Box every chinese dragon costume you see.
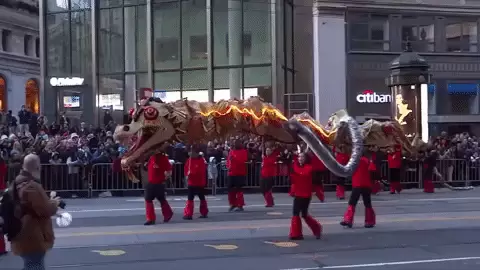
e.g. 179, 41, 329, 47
114, 96, 417, 183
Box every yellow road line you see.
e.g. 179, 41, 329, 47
56, 215, 480, 238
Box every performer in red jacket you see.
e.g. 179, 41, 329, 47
183, 146, 209, 219
227, 140, 249, 211
340, 152, 376, 228
144, 150, 174, 225
289, 153, 322, 240
309, 150, 327, 202
333, 145, 349, 200
422, 150, 439, 193
369, 150, 382, 195
261, 147, 278, 207
387, 145, 403, 194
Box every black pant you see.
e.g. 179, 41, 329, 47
348, 187, 372, 208
187, 186, 206, 201
260, 177, 274, 193
228, 175, 246, 190
293, 197, 311, 217
145, 183, 167, 202
389, 168, 401, 183
337, 177, 346, 186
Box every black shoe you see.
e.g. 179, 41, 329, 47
364, 224, 375, 228
389, 191, 395, 194
144, 220, 155, 226
340, 221, 353, 228
289, 236, 304, 240
199, 215, 208, 218
183, 216, 193, 220
229, 206, 236, 212
0, 251, 7, 256
234, 207, 244, 212
337, 197, 345, 200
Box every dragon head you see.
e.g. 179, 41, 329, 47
113, 98, 177, 181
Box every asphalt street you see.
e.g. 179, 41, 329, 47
1, 189, 480, 270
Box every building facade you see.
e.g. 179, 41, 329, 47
314, 0, 480, 135
40, 0, 305, 125
0, 1, 41, 115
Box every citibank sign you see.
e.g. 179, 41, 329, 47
50, 77, 85, 87
356, 90, 391, 104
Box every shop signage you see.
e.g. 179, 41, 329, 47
50, 77, 85, 87
356, 90, 391, 104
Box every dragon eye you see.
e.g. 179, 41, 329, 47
144, 106, 159, 120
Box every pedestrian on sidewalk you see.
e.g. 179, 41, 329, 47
289, 153, 322, 240
183, 145, 209, 220
144, 146, 174, 225
340, 150, 376, 229
10, 154, 62, 269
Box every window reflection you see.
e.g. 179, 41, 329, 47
46, 13, 71, 76
349, 14, 390, 51
446, 21, 478, 52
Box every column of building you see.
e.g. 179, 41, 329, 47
124, 7, 137, 109
228, 0, 242, 99
312, 5, 347, 124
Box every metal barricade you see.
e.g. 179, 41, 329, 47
2, 158, 477, 198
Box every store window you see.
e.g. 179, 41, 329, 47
401, 15, 435, 52
25, 79, 40, 114
445, 20, 478, 52
348, 14, 390, 51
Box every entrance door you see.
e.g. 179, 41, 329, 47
25, 79, 40, 113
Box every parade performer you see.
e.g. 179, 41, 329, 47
260, 147, 277, 207
0, 156, 6, 256
422, 150, 439, 193
340, 151, 376, 228
183, 146, 209, 219
144, 149, 173, 225
369, 150, 382, 195
387, 144, 403, 194
309, 149, 327, 202
289, 153, 322, 240
333, 145, 349, 200
227, 140, 248, 212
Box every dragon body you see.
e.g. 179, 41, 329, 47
114, 97, 415, 182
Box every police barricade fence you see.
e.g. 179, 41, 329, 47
3, 158, 475, 198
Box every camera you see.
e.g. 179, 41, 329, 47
58, 200, 66, 209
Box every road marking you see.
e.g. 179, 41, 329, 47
265, 241, 299, 248
91, 249, 126, 256
267, 212, 284, 216
55, 215, 480, 238
320, 256, 480, 269
66, 196, 480, 213
204, 244, 238, 250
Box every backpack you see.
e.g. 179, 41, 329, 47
0, 183, 22, 241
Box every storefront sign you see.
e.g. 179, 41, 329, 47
50, 77, 84, 87
356, 90, 391, 104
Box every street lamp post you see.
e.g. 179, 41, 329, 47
386, 42, 431, 143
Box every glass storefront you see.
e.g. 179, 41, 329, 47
42, 0, 293, 125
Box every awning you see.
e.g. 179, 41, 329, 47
447, 83, 478, 94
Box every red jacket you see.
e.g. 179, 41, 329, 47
290, 162, 313, 198
352, 156, 372, 188
227, 149, 248, 176
147, 153, 172, 184
185, 157, 207, 187
387, 150, 402, 169
261, 154, 277, 178
334, 148, 350, 166
368, 152, 377, 171
0, 161, 6, 190
310, 153, 326, 172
